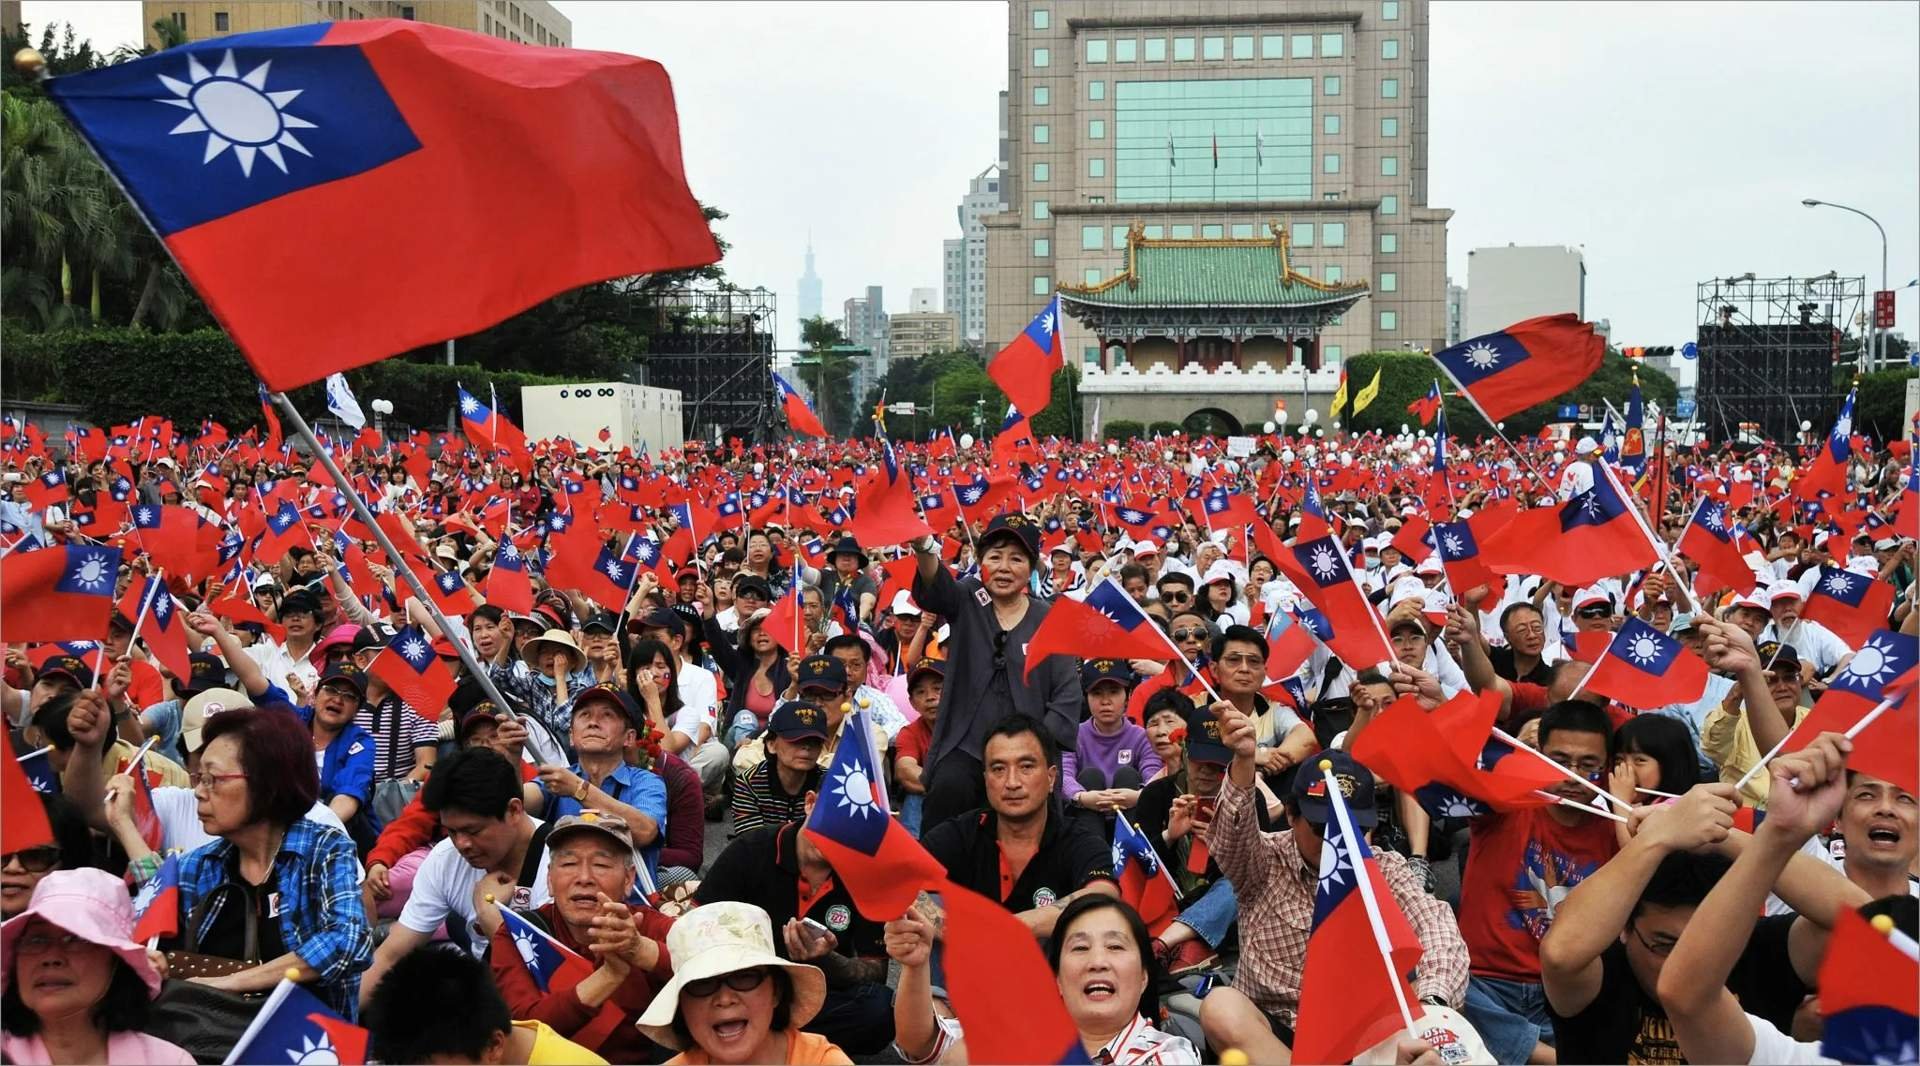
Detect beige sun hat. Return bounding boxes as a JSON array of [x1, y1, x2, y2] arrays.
[[519, 628, 586, 672], [634, 901, 827, 1049]]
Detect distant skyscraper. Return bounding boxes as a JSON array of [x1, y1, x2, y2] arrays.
[[910, 287, 937, 313], [943, 163, 1006, 346], [797, 234, 823, 324]]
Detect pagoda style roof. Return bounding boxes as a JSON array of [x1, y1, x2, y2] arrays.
[[1058, 221, 1370, 310]]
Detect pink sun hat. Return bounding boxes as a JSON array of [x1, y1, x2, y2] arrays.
[[0, 869, 164, 997]]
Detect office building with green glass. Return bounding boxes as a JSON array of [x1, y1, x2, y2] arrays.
[[985, 0, 1451, 434]]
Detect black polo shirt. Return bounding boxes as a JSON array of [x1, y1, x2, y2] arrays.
[[921, 800, 1115, 913], [695, 822, 885, 964]]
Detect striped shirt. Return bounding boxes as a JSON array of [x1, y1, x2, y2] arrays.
[[353, 696, 440, 782]]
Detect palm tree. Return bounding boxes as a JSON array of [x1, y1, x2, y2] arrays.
[[0, 93, 111, 329], [799, 315, 851, 435]]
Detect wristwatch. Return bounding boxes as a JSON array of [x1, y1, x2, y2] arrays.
[[1419, 995, 1448, 1007], [574, 780, 590, 802]]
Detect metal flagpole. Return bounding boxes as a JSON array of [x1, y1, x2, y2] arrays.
[[269, 388, 566, 766]]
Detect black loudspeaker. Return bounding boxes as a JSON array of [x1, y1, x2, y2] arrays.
[[1695, 324, 1837, 442]]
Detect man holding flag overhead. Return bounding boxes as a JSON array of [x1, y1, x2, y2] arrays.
[[1196, 703, 1468, 1063]]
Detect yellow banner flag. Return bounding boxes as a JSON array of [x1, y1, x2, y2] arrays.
[[1328, 369, 1349, 417], [1351, 366, 1384, 415]]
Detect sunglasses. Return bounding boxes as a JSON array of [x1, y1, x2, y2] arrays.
[[1170, 627, 1209, 642], [1161, 591, 1192, 603], [1, 846, 60, 873], [683, 967, 770, 999]]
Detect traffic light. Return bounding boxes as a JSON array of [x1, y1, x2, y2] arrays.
[[1622, 346, 1674, 360]]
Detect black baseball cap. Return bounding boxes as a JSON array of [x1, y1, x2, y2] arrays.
[[350, 623, 398, 653], [571, 682, 641, 729], [795, 655, 847, 694], [768, 700, 831, 741], [317, 660, 367, 698], [1183, 700, 1232, 765], [36, 652, 95, 689], [638, 606, 684, 637], [1758, 641, 1803, 674], [179, 653, 228, 696], [1081, 657, 1132, 691], [1291, 749, 1378, 828], [907, 657, 945, 687], [732, 576, 773, 600], [979, 512, 1040, 564], [581, 610, 621, 635], [278, 590, 323, 619]]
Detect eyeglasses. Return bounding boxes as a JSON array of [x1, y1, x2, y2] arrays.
[[1627, 921, 1676, 957], [1, 846, 60, 873], [16, 930, 89, 956], [1161, 591, 1192, 603], [683, 967, 770, 998], [1170, 627, 1208, 643], [189, 771, 248, 791], [1548, 755, 1607, 776], [1767, 670, 1802, 686], [1218, 653, 1266, 669]]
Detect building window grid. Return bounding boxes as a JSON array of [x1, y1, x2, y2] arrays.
[[1291, 34, 1313, 58], [214, 10, 230, 30], [1082, 225, 1104, 250], [1090, 118, 1105, 139], [1084, 268, 1102, 285], [1115, 38, 1137, 62], [1320, 33, 1344, 57], [1232, 36, 1253, 59], [1325, 265, 1343, 283], [1033, 9, 1049, 29], [1112, 226, 1129, 249], [1380, 271, 1397, 292], [1380, 310, 1398, 331], [1033, 47, 1049, 68], [1381, 155, 1399, 176], [1382, 0, 1400, 18], [1291, 222, 1313, 248], [1382, 78, 1400, 100], [1261, 34, 1284, 58], [1203, 36, 1224, 61], [1034, 238, 1050, 257], [1324, 114, 1341, 135], [1033, 162, 1049, 182], [1380, 233, 1398, 253], [1381, 194, 1399, 215], [1322, 153, 1340, 174], [1200, 223, 1222, 238], [1089, 157, 1106, 178], [1033, 276, 1052, 296], [1087, 39, 1108, 63], [1089, 80, 1105, 101], [1145, 37, 1166, 61], [1324, 75, 1340, 96], [1322, 222, 1346, 247], [1034, 200, 1050, 219], [1033, 85, 1049, 106], [1171, 224, 1194, 238], [1033, 124, 1049, 143], [1382, 38, 1400, 60], [1382, 116, 1399, 137], [1173, 37, 1196, 61]]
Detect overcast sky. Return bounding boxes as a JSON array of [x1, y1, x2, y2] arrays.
[[24, 1, 1920, 356]]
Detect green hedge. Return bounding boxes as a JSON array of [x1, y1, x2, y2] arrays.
[[1147, 420, 1182, 437], [1103, 419, 1145, 441], [0, 325, 591, 431], [1850, 366, 1917, 440]]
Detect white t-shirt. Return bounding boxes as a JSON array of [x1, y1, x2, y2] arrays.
[[149, 787, 361, 880], [244, 640, 319, 697], [1745, 1011, 1836, 1065], [671, 661, 720, 741], [1762, 619, 1852, 674], [398, 824, 552, 953]]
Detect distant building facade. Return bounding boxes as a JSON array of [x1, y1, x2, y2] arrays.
[[944, 164, 1007, 346], [889, 312, 961, 359], [1463, 245, 1585, 339], [1445, 278, 1466, 346], [143, 0, 570, 48], [797, 237, 823, 323]]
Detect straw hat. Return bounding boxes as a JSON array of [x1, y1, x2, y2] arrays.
[[520, 628, 586, 672], [634, 901, 826, 1049]]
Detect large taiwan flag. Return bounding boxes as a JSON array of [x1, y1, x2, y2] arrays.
[[801, 706, 947, 922], [1482, 462, 1659, 587], [988, 295, 1064, 417], [1779, 629, 1917, 795], [1431, 314, 1605, 421], [45, 20, 719, 392], [0, 544, 123, 643], [1272, 534, 1394, 673], [1023, 578, 1173, 678]]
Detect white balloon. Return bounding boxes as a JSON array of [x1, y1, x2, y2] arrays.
[[752, 462, 765, 475], [1280, 448, 1296, 462], [1303, 409, 1320, 425], [1276, 410, 1291, 425], [1173, 429, 1183, 437], [959, 433, 975, 448], [1163, 450, 1176, 462], [1496, 421, 1506, 431], [1108, 442, 1120, 454], [1315, 428, 1325, 438], [1400, 423, 1410, 434], [1262, 420, 1277, 433], [1799, 420, 1812, 432], [1332, 420, 1341, 431]]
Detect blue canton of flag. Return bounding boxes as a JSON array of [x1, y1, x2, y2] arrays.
[[1610, 617, 1682, 673], [266, 503, 301, 535], [224, 974, 365, 1066], [1311, 788, 1373, 926], [1290, 536, 1353, 589], [1111, 810, 1163, 879], [1560, 464, 1631, 532], [1812, 566, 1873, 608], [809, 705, 890, 855], [496, 907, 591, 992], [1432, 329, 1532, 389], [1824, 387, 1856, 464], [1829, 631, 1917, 701], [1290, 603, 1336, 643], [1433, 521, 1480, 562], [1085, 579, 1152, 632]]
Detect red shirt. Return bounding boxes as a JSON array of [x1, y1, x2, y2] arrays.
[[489, 902, 675, 1063], [1458, 806, 1620, 983], [895, 717, 933, 766], [128, 660, 165, 710]]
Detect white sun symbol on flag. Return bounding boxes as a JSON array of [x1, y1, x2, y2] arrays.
[[399, 636, 429, 663], [511, 927, 540, 966], [1579, 492, 1605, 518], [135, 506, 153, 524], [1442, 532, 1467, 558], [833, 764, 879, 818], [157, 49, 315, 178], [501, 542, 519, 561], [1704, 506, 1725, 531], [460, 396, 481, 415], [131, 876, 160, 916], [1822, 572, 1855, 597], [285, 1030, 340, 1065], [1625, 633, 1664, 665], [602, 560, 626, 582], [1039, 310, 1056, 336], [1435, 795, 1482, 818], [68, 551, 114, 592], [1308, 544, 1341, 580], [1833, 411, 1851, 440], [1462, 341, 1501, 370], [1317, 844, 1354, 895], [1839, 637, 1896, 688], [152, 593, 171, 622]]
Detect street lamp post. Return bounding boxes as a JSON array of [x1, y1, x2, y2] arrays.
[[1802, 198, 1888, 369]]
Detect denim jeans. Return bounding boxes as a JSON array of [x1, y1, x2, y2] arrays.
[[1172, 878, 1238, 948], [1462, 974, 1554, 1065], [899, 793, 925, 838]]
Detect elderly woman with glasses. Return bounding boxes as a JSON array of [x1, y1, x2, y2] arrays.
[[909, 513, 1085, 830], [157, 707, 372, 1019]]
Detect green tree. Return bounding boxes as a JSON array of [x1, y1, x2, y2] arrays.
[[797, 316, 855, 436]]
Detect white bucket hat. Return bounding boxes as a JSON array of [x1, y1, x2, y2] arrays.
[[634, 901, 827, 1049]]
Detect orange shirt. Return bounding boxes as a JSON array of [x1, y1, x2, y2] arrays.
[[667, 1029, 852, 1066]]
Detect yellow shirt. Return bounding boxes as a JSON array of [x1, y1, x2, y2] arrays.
[[667, 1029, 852, 1066], [1702, 701, 1809, 809], [106, 738, 190, 788], [515, 1020, 607, 1065]]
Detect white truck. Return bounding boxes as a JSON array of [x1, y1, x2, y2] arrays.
[[518, 381, 683, 455]]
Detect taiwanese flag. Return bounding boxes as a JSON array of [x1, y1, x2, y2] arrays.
[[484, 539, 535, 614], [1431, 314, 1605, 422], [951, 473, 1018, 522], [1677, 497, 1757, 595], [1264, 610, 1318, 685], [1112, 811, 1179, 936], [1023, 578, 1174, 679], [208, 592, 287, 643], [257, 501, 314, 564], [801, 706, 947, 920], [370, 625, 457, 718], [1271, 534, 1394, 673], [1779, 629, 1918, 795], [1430, 519, 1497, 598], [1799, 566, 1895, 648], [987, 294, 1064, 417], [118, 574, 193, 683], [1890, 463, 1917, 536], [46, 20, 717, 393], [0, 544, 123, 643], [227, 978, 369, 1066], [493, 900, 631, 1055], [131, 854, 182, 943], [844, 443, 934, 549], [1296, 481, 1335, 542], [1351, 691, 1563, 818], [1818, 907, 1919, 1065], [425, 567, 478, 617], [1391, 514, 1435, 563], [1482, 462, 1658, 587], [938, 881, 1091, 1066], [773, 371, 827, 438], [1292, 762, 1425, 1066], [132, 504, 220, 582], [669, 500, 718, 546], [1795, 387, 1856, 501], [457, 388, 528, 453], [763, 564, 808, 655], [1406, 380, 1442, 426], [1575, 617, 1709, 710], [1200, 486, 1259, 530], [0, 729, 55, 855], [25, 470, 69, 511]]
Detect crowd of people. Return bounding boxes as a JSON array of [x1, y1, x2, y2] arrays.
[[1, 415, 1915, 1065]]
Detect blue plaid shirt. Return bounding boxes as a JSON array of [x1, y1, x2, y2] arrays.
[[173, 818, 372, 1019]]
